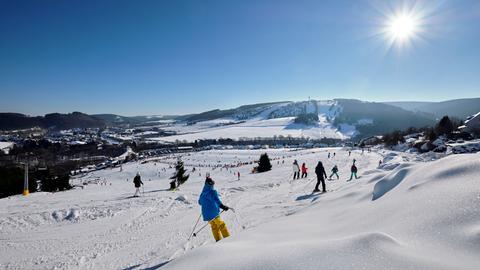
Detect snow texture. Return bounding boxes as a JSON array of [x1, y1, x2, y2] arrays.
[[1, 148, 479, 270]]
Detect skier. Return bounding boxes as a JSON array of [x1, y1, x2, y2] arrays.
[[333, 152, 336, 157], [378, 160, 382, 167], [348, 161, 359, 181], [301, 163, 308, 178], [198, 176, 231, 242], [237, 171, 240, 181], [133, 172, 143, 197], [329, 165, 339, 180], [328, 152, 331, 159], [314, 161, 327, 193], [348, 150, 351, 156], [292, 160, 301, 180]]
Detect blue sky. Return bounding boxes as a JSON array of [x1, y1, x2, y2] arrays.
[[0, 0, 479, 116]]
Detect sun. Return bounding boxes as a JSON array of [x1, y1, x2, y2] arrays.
[[387, 14, 418, 42], [377, 6, 427, 50]]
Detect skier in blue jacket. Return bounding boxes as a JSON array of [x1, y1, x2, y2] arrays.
[[198, 176, 231, 241]]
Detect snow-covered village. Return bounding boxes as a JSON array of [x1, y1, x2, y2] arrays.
[[1, 1, 480, 270]]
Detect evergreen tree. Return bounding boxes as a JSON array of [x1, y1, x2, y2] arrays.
[[382, 130, 405, 146], [435, 116, 454, 136], [170, 159, 189, 187], [425, 127, 437, 141], [257, 153, 272, 172]]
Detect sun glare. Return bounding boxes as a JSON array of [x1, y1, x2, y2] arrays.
[[375, 3, 428, 50], [388, 14, 417, 41]]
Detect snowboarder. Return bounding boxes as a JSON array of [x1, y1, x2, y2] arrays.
[[133, 172, 143, 197], [198, 176, 231, 242], [292, 160, 301, 180], [348, 161, 359, 181], [301, 163, 308, 178], [329, 165, 339, 180], [314, 161, 328, 193]]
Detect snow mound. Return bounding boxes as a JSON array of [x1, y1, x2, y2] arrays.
[[164, 153, 480, 270], [372, 167, 410, 200], [52, 209, 80, 222], [175, 194, 190, 204]]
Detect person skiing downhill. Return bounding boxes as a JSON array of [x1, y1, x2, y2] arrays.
[[301, 163, 308, 178], [292, 160, 301, 180], [348, 161, 359, 181], [198, 176, 231, 242], [133, 172, 143, 197], [314, 161, 328, 193], [329, 165, 339, 180]]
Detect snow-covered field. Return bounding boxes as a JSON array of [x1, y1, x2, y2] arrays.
[[1, 148, 479, 269]]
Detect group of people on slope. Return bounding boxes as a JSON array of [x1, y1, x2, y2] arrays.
[[292, 158, 359, 193], [131, 155, 361, 243], [292, 160, 309, 179]]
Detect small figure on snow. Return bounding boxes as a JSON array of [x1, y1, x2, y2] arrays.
[[292, 160, 301, 180], [237, 171, 240, 181], [301, 163, 308, 178], [348, 161, 359, 181], [198, 176, 231, 242], [329, 165, 339, 180], [314, 161, 328, 193], [328, 152, 331, 159], [348, 150, 351, 156], [378, 160, 382, 167], [133, 172, 143, 197]]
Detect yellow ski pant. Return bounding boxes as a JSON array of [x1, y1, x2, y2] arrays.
[[209, 216, 230, 242]]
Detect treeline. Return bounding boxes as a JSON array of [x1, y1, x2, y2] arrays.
[[382, 116, 466, 146], [294, 113, 319, 125], [0, 166, 72, 198], [4, 139, 126, 167]]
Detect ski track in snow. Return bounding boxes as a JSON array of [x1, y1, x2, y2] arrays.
[[1, 148, 478, 269]]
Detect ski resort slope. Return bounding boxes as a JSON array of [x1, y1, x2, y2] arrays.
[[165, 152, 480, 270], [154, 117, 348, 143], [0, 149, 479, 270], [152, 101, 351, 142]]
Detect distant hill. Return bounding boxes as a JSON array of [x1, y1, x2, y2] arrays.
[[182, 101, 289, 123], [0, 112, 105, 130], [2, 98, 476, 138], [385, 98, 480, 119], [93, 114, 179, 125], [335, 99, 435, 138]]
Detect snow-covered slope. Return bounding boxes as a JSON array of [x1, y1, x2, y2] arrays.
[[154, 100, 351, 142], [1, 149, 478, 269], [148, 99, 434, 142], [164, 152, 480, 270]]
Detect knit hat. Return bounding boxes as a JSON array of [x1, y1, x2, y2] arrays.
[[205, 176, 215, 186]]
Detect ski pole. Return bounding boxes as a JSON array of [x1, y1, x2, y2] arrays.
[[193, 210, 225, 237], [187, 213, 202, 241]]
